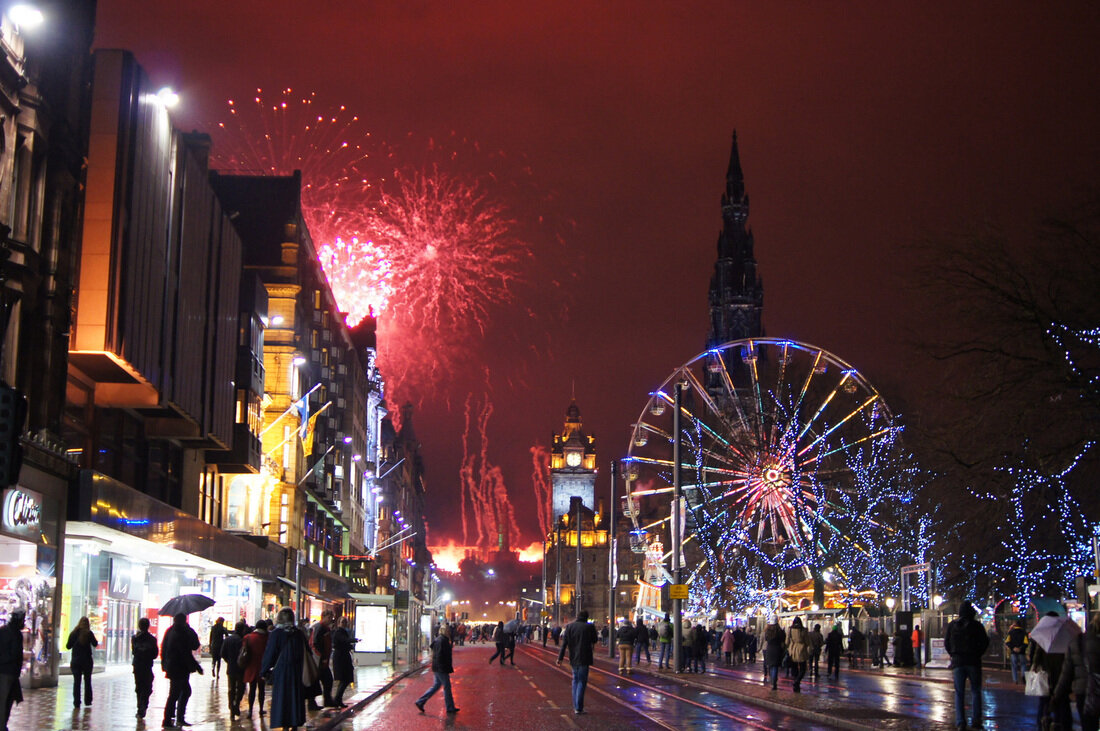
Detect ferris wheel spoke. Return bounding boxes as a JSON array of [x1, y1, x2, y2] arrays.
[[630, 486, 675, 497], [801, 426, 894, 466], [710, 349, 753, 434], [796, 394, 881, 458]]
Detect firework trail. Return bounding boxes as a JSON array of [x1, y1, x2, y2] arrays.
[[460, 388, 521, 552], [530, 445, 552, 538]]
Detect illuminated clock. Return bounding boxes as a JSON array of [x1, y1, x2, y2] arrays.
[[565, 450, 582, 467]]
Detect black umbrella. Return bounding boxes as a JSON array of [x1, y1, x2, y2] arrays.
[[159, 594, 215, 616]]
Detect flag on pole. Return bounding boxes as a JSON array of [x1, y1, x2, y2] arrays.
[[302, 401, 332, 456], [294, 396, 309, 440]]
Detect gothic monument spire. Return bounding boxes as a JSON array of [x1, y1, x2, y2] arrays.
[[707, 130, 764, 347]]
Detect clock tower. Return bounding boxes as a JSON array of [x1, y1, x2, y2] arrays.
[[550, 399, 596, 517]]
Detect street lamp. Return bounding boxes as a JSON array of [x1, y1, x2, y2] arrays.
[[932, 595, 944, 609], [886, 597, 896, 611]]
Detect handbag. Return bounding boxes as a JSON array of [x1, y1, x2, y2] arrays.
[[301, 634, 320, 688], [237, 640, 251, 668], [1025, 668, 1050, 697]]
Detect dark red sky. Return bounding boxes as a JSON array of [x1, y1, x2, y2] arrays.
[[95, 2, 1100, 550]]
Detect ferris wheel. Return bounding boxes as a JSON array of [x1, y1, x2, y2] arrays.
[[623, 338, 896, 596]]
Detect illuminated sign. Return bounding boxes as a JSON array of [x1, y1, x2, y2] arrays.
[[354, 604, 388, 653], [2, 488, 41, 539]]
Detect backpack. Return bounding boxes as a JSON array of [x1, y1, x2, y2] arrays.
[[660, 622, 672, 640]]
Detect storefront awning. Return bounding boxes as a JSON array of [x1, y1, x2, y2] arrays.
[[276, 576, 321, 599], [69, 470, 284, 581]]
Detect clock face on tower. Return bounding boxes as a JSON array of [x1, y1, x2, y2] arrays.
[[565, 450, 582, 467]]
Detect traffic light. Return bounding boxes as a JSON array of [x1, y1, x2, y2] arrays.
[[0, 383, 26, 488]]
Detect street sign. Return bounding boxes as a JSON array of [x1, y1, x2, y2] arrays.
[[669, 584, 689, 599]]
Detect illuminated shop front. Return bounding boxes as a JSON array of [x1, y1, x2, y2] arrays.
[[0, 477, 66, 688], [61, 472, 284, 665]]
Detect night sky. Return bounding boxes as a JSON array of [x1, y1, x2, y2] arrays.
[[95, 2, 1100, 556]]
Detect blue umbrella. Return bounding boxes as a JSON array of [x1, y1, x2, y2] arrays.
[[159, 594, 215, 616]]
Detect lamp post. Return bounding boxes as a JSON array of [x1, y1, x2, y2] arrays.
[[671, 382, 683, 674], [608, 460, 617, 657], [574, 496, 582, 617]]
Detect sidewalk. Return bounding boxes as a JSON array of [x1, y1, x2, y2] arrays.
[[8, 657, 424, 731]]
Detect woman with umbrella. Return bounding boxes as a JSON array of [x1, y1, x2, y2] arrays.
[[261, 607, 307, 731], [1029, 610, 1079, 729]]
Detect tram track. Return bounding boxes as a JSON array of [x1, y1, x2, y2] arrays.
[[520, 643, 835, 730]]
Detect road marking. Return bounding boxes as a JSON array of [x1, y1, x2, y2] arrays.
[[536, 689, 547, 698], [560, 713, 579, 728], [547, 700, 559, 709]]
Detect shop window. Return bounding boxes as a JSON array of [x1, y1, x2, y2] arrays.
[[226, 478, 247, 531]]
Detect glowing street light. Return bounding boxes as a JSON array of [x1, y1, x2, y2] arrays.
[[9, 4, 44, 29], [155, 87, 180, 108]]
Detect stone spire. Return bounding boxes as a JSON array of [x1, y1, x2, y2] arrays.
[[707, 131, 764, 347]]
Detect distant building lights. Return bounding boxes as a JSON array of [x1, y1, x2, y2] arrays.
[[155, 87, 180, 108], [343, 436, 353, 444], [352, 454, 361, 462], [292, 355, 307, 366], [9, 4, 44, 29], [270, 315, 284, 326]]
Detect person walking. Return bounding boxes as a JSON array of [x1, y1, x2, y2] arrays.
[[0, 610, 25, 731], [633, 617, 651, 666], [66, 616, 98, 709], [556, 610, 599, 715], [763, 619, 785, 690], [161, 612, 202, 729], [209, 617, 227, 680], [825, 623, 844, 681], [722, 626, 735, 666], [692, 622, 709, 674], [261, 608, 307, 731], [912, 624, 923, 668], [747, 630, 758, 665], [680, 619, 694, 672], [242, 619, 270, 718], [616, 618, 634, 673], [1053, 610, 1100, 731], [786, 617, 810, 693], [657, 613, 672, 669], [848, 625, 865, 668], [1029, 611, 1076, 731], [331, 617, 355, 707], [808, 623, 825, 681], [1004, 618, 1028, 685], [130, 617, 158, 719], [310, 610, 335, 708], [944, 601, 991, 731], [221, 620, 247, 719], [415, 624, 459, 714], [868, 628, 881, 668], [878, 628, 892, 667], [488, 621, 506, 665]]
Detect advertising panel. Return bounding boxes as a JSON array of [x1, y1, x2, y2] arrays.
[[355, 604, 388, 653]]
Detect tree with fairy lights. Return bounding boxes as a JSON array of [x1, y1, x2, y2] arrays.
[[970, 442, 1098, 608]]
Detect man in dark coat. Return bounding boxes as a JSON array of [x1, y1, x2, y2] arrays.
[[0, 610, 25, 731], [944, 601, 990, 730], [162, 612, 202, 728], [414, 624, 458, 714], [556, 610, 599, 715], [221, 621, 247, 719], [130, 617, 158, 719], [310, 610, 335, 708], [260, 608, 306, 730]]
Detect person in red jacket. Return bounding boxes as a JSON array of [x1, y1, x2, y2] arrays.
[[241, 619, 270, 717], [912, 625, 923, 667]]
